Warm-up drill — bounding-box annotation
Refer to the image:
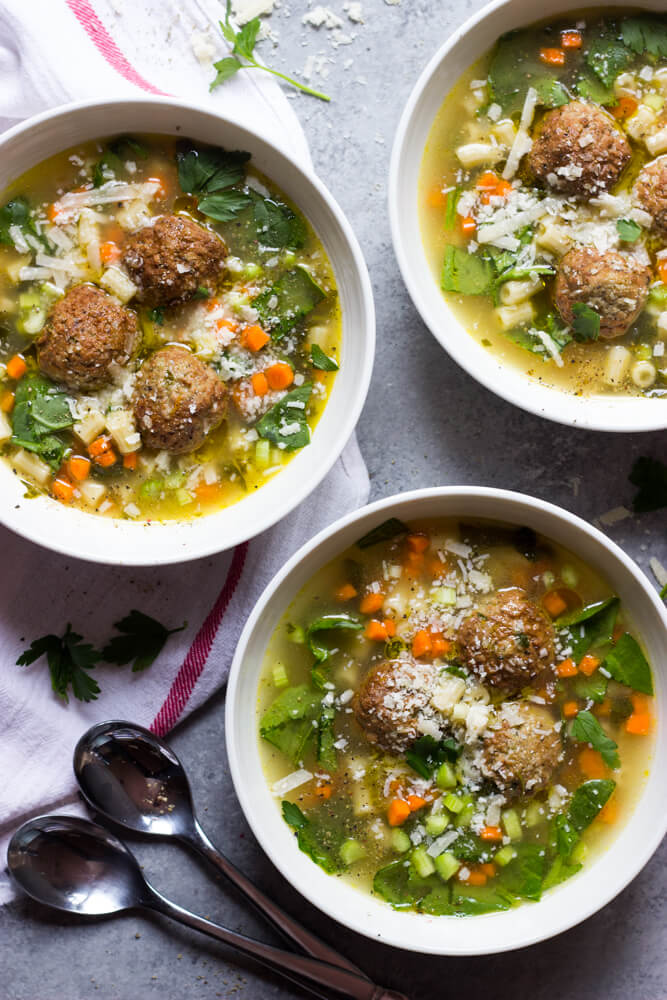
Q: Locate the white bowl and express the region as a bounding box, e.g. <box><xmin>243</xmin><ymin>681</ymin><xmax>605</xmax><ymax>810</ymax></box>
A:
<box><xmin>0</xmin><ymin>97</ymin><xmax>375</xmax><ymax>565</ymax></box>
<box><xmin>389</xmin><ymin>0</ymin><xmax>667</xmax><ymax>433</ymax></box>
<box><xmin>226</xmin><ymin>486</ymin><xmax>667</xmax><ymax>955</ymax></box>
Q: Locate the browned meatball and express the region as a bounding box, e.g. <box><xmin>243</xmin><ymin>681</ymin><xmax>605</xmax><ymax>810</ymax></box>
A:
<box><xmin>122</xmin><ymin>215</ymin><xmax>227</xmax><ymax>307</ymax></box>
<box><xmin>133</xmin><ymin>346</ymin><xmax>227</xmax><ymax>453</ymax></box>
<box><xmin>527</xmin><ymin>101</ymin><xmax>631</xmax><ymax>198</ymax></box>
<box><xmin>457</xmin><ymin>588</ymin><xmax>555</xmax><ymax>695</ymax></box>
<box><xmin>554</xmin><ymin>247</ymin><xmax>651</xmax><ymax>340</ymax></box>
<box><xmin>634</xmin><ymin>155</ymin><xmax>667</xmax><ymax>237</ymax></box>
<box><xmin>353</xmin><ymin>659</ymin><xmax>438</xmax><ymax>753</ymax></box>
<box><xmin>37</xmin><ymin>283</ymin><xmax>139</xmax><ymax>391</ymax></box>
<box><xmin>482</xmin><ymin>702</ymin><xmax>562</xmax><ymax>798</ymax></box>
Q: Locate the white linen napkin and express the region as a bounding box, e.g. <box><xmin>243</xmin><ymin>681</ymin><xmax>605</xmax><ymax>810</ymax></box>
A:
<box><xmin>0</xmin><ymin>0</ymin><xmax>370</xmax><ymax>903</ymax></box>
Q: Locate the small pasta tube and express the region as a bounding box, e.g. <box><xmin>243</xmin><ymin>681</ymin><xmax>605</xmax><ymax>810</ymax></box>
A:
<box><xmin>631</xmin><ymin>359</ymin><xmax>657</xmax><ymax>388</ymax></box>
<box><xmin>495</xmin><ymin>301</ymin><xmax>535</xmax><ymax>330</ymax></box>
<box><xmin>499</xmin><ymin>276</ymin><xmax>542</xmax><ymax>306</ymax></box>
<box><xmin>455</xmin><ymin>142</ymin><xmax>504</xmax><ymax>169</ymax></box>
<box><xmin>603</xmin><ymin>345</ymin><xmax>632</xmax><ymax>386</ymax></box>
<box><xmin>99</xmin><ymin>266</ymin><xmax>138</xmax><ymax>304</ymax></box>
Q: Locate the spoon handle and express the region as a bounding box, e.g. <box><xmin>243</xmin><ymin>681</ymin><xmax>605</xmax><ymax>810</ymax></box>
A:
<box><xmin>144</xmin><ymin>884</ymin><xmax>407</xmax><ymax>1000</ymax></box>
<box><xmin>188</xmin><ymin>820</ymin><xmax>365</xmax><ymax>977</ymax></box>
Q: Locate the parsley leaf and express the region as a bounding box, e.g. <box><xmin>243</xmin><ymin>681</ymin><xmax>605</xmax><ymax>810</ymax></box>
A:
<box><xmin>622</xmin><ymin>16</ymin><xmax>667</xmax><ymax>58</ymax></box>
<box><xmin>310</xmin><ymin>344</ymin><xmax>338</xmax><ymax>371</ymax></box>
<box><xmin>11</xmin><ymin>375</ymin><xmax>73</xmax><ymax>471</ymax></box>
<box><xmin>570</xmin><ymin>710</ymin><xmax>620</xmax><ymax>769</ymax></box>
<box><xmin>629</xmin><ymin>456</ymin><xmax>667</xmax><ymax>513</ymax></box>
<box><xmin>252</xmin><ymin>194</ymin><xmax>306</xmax><ymax>250</ymax></box>
<box><xmin>282</xmin><ymin>800</ymin><xmax>308</xmax><ymax>829</ymax></box>
<box><xmin>102</xmin><ymin>610</ymin><xmax>186</xmax><ymax>673</ymax></box>
<box><xmin>212</xmin><ymin>1</ymin><xmax>330</xmax><ymax>102</ymax></box>
<box><xmin>616</xmin><ymin>218</ymin><xmax>642</xmax><ymax>243</ymax></box>
<box><xmin>586</xmin><ymin>34</ymin><xmax>634</xmax><ymax>88</ymax></box>
<box><xmin>602</xmin><ymin>632</ymin><xmax>654</xmax><ymax>695</ymax></box>
<box><xmin>17</xmin><ymin>624</ymin><xmax>101</xmax><ymax>703</ymax></box>
<box><xmin>197</xmin><ymin>190</ymin><xmax>252</xmax><ymax>221</ymax></box>
<box><xmin>256</xmin><ymin>383</ymin><xmax>312</xmax><ymax>451</ymax></box>
<box><xmin>571</xmin><ymin>302</ymin><xmax>600</xmax><ymax>342</ymax></box>
<box><xmin>254</xmin><ymin>267</ymin><xmax>325</xmax><ymax>339</ymax></box>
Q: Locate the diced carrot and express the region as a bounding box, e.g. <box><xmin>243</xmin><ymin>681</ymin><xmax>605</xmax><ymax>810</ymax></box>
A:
<box><xmin>123</xmin><ymin>452</ymin><xmax>138</xmax><ymax>470</ymax></box>
<box><xmin>195</xmin><ymin>482</ymin><xmax>223</xmax><ymax>502</ymax></box>
<box><xmin>427</xmin><ymin>186</ymin><xmax>447</xmax><ymax>208</ymax></box>
<box><xmin>431</xmin><ymin>634</ymin><xmax>452</xmax><ymax>658</ymax></box>
<box><xmin>631</xmin><ymin>693</ymin><xmax>650</xmax><ymax>714</ymax></box>
<box><xmin>480</xmin><ymin>826</ymin><xmax>503</xmax><ymax>842</ymax></box>
<box><xmin>476</xmin><ymin>171</ymin><xmax>512</xmax><ymax>204</ymax></box>
<box><xmin>658</xmin><ymin>259</ymin><xmax>667</xmax><ymax>285</ymax></box>
<box><xmin>404</xmin><ymin>550</ymin><xmax>425</xmax><ymax>575</ymax></box>
<box><xmin>407</xmin><ymin>795</ymin><xmax>427</xmax><ymax>813</ymax></box>
<box><xmin>383</xmin><ymin>618</ymin><xmax>396</xmax><ymax>638</ymax></box>
<box><xmin>95</xmin><ymin>448</ymin><xmax>117</xmax><ymax>468</ymax></box>
<box><xmin>242</xmin><ymin>324</ymin><xmax>270</xmax><ymax>352</ymax></box>
<box><xmin>67</xmin><ymin>455</ymin><xmax>91</xmax><ymax>481</ymax></box>
<box><xmin>563</xmin><ymin>700</ymin><xmax>579</xmax><ymax>719</ymax></box>
<box><xmin>598</xmin><ymin>797</ymin><xmax>618</xmax><ymax>824</ymax></box>
<box><xmin>561</xmin><ymin>29</ymin><xmax>582</xmax><ymax>48</ymax></box>
<box><xmin>459</xmin><ymin>869</ymin><xmax>487</xmax><ymax>887</ymax></box>
<box><xmin>265</xmin><ymin>362</ymin><xmax>294</xmax><ymax>391</ymax></box>
<box><xmin>578</xmin><ymin>654</ymin><xmax>600</xmax><ymax>676</ymax></box>
<box><xmin>251</xmin><ymin>372</ymin><xmax>269</xmax><ymax>397</ymax></box>
<box><xmin>480</xmin><ymin>863</ymin><xmax>497</xmax><ymax>878</ymax></box>
<box><xmin>543</xmin><ymin>590</ymin><xmax>567</xmax><ymax>618</ymax></box>
<box><xmin>47</xmin><ymin>203</ymin><xmax>63</xmax><ymax>224</ymax></box>
<box><xmin>148</xmin><ymin>175</ymin><xmax>167</xmax><ymax>198</ymax></box>
<box><xmin>52</xmin><ymin>476</ymin><xmax>75</xmax><ymax>503</ymax></box>
<box><xmin>595</xmin><ymin>697</ymin><xmax>612</xmax><ymax>717</ymax></box>
<box><xmin>360</xmin><ymin>592</ymin><xmax>385</xmax><ymax>614</ymax></box>
<box><xmin>429</xmin><ymin>556</ymin><xmax>447</xmax><ymax>577</ymax></box>
<box><xmin>88</xmin><ymin>434</ymin><xmax>112</xmax><ymax>458</ymax></box>
<box><xmin>611</xmin><ymin>96</ymin><xmax>638</xmax><ymax>120</ymax></box>
<box><xmin>579</xmin><ymin>747</ymin><xmax>606</xmax><ymax>779</ymax></box>
<box><xmin>476</xmin><ymin>170</ymin><xmax>500</xmax><ymax>192</ymax></box>
<box><xmin>1</xmin><ymin>390</ymin><xmax>15</xmax><ymax>413</ymax></box>
<box><xmin>6</xmin><ymin>354</ymin><xmax>27</xmax><ymax>380</ymax></box>
<box><xmin>215</xmin><ymin>317</ymin><xmax>238</xmax><ymax>335</ymax></box>
<box><xmin>540</xmin><ymin>47</ymin><xmax>566</xmax><ymax>65</ymax></box>
<box><xmin>388</xmin><ymin>798</ymin><xmax>411</xmax><ymax>827</ymax></box>
<box><xmin>99</xmin><ymin>241</ymin><xmax>121</xmax><ymax>265</ymax></box>
<box><xmin>336</xmin><ymin>583</ymin><xmax>358</xmax><ymax>601</ymax></box>
<box><xmin>625</xmin><ymin>712</ymin><xmax>651</xmax><ymax>736</ymax></box>
<box><xmin>460</xmin><ymin>215</ymin><xmax>476</xmax><ymax>237</ymax></box>
<box><xmin>412</xmin><ymin>629</ymin><xmax>433</xmax><ymax>659</ymax></box>
<box><xmin>207</xmin><ymin>298</ymin><xmax>221</xmax><ymax>312</ymax></box>
<box><xmin>315</xmin><ymin>783</ymin><xmax>333</xmax><ymax>799</ymax></box>
<box><xmin>407</xmin><ymin>533</ymin><xmax>429</xmax><ymax>553</ymax></box>
<box><xmin>557</xmin><ymin>658</ymin><xmax>578</xmax><ymax>678</ymax></box>
<box><xmin>365</xmin><ymin>619</ymin><xmax>388</xmax><ymax>641</ymax></box>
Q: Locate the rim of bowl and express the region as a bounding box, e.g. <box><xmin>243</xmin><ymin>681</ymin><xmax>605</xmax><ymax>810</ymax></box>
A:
<box><xmin>226</xmin><ymin>486</ymin><xmax>667</xmax><ymax>955</ymax></box>
<box><xmin>388</xmin><ymin>0</ymin><xmax>667</xmax><ymax>433</ymax></box>
<box><xmin>0</xmin><ymin>96</ymin><xmax>375</xmax><ymax>566</ymax></box>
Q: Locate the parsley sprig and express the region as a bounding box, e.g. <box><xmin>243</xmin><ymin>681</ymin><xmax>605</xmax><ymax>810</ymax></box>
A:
<box><xmin>17</xmin><ymin>611</ymin><xmax>185</xmax><ymax>703</ymax></box>
<box><xmin>211</xmin><ymin>1</ymin><xmax>330</xmax><ymax>102</ymax></box>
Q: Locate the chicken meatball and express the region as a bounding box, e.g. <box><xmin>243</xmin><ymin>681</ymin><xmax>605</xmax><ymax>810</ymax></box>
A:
<box><xmin>353</xmin><ymin>659</ymin><xmax>438</xmax><ymax>753</ymax></box>
<box><xmin>554</xmin><ymin>247</ymin><xmax>651</xmax><ymax>340</ymax></box>
<box><xmin>457</xmin><ymin>588</ymin><xmax>555</xmax><ymax>694</ymax></box>
<box><xmin>122</xmin><ymin>215</ymin><xmax>227</xmax><ymax>307</ymax></box>
<box><xmin>482</xmin><ymin>701</ymin><xmax>562</xmax><ymax>798</ymax></box>
<box><xmin>133</xmin><ymin>346</ymin><xmax>227</xmax><ymax>453</ymax></box>
<box><xmin>634</xmin><ymin>155</ymin><xmax>667</xmax><ymax>238</ymax></box>
<box><xmin>37</xmin><ymin>283</ymin><xmax>139</xmax><ymax>391</ymax></box>
<box><xmin>527</xmin><ymin>101</ymin><xmax>631</xmax><ymax>198</ymax></box>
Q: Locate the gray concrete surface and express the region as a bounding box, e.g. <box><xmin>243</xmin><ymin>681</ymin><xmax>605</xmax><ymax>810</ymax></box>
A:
<box><xmin>2</xmin><ymin>1</ymin><xmax>666</xmax><ymax>998</ymax></box>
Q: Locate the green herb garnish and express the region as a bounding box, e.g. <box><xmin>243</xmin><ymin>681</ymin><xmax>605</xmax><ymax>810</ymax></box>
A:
<box><xmin>256</xmin><ymin>383</ymin><xmax>312</xmax><ymax>451</ymax></box>
<box><xmin>17</xmin><ymin>624</ymin><xmax>100</xmax><ymax>703</ymax></box>
<box><xmin>603</xmin><ymin>632</ymin><xmax>654</xmax><ymax>695</ymax></box>
<box><xmin>570</xmin><ymin>711</ymin><xmax>620</xmax><ymax>769</ymax></box>
<box><xmin>310</xmin><ymin>344</ymin><xmax>338</xmax><ymax>371</ymax></box>
<box><xmin>102</xmin><ymin>610</ymin><xmax>186</xmax><ymax>673</ymax></box>
<box><xmin>571</xmin><ymin>302</ymin><xmax>601</xmax><ymax>342</ymax></box>
<box><xmin>616</xmin><ymin>218</ymin><xmax>642</xmax><ymax>243</ymax></box>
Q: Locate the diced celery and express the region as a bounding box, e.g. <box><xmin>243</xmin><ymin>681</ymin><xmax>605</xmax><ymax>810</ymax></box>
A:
<box><xmin>425</xmin><ymin>813</ymin><xmax>450</xmax><ymax>837</ymax></box>
<box><xmin>175</xmin><ymin>488</ymin><xmax>194</xmax><ymax>506</ymax></box>
<box><xmin>455</xmin><ymin>803</ymin><xmax>474</xmax><ymax>829</ymax></box>
<box><xmin>19</xmin><ymin>307</ymin><xmax>47</xmax><ymax>335</ymax></box>
<box><xmin>255</xmin><ymin>439</ymin><xmax>270</xmax><ymax>469</ymax></box>
<box><xmin>432</xmin><ymin>586</ymin><xmax>457</xmax><ymax>606</ymax></box>
<box><xmin>561</xmin><ymin>565</ymin><xmax>578</xmax><ymax>588</ymax></box>
<box><xmin>243</xmin><ymin>262</ymin><xmax>262</xmax><ymax>279</ymax></box>
<box><xmin>18</xmin><ymin>291</ymin><xmax>42</xmax><ymax>309</ymax></box>
<box><xmin>411</xmin><ymin>846</ymin><xmax>436</xmax><ymax>878</ymax></box>
<box><xmin>287</xmin><ymin>624</ymin><xmax>306</xmax><ymax>644</ymax></box>
<box><xmin>570</xmin><ymin>841</ymin><xmax>588</xmax><ymax>865</ymax></box>
<box><xmin>339</xmin><ymin>839</ymin><xmax>366</xmax><ymax>866</ymax></box>
<box><xmin>165</xmin><ymin>471</ymin><xmax>186</xmax><ymax>489</ymax></box>
<box><xmin>494</xmin><ymin>845</ymin><xmax>516</xmax><ymax>867</ymax></box>
<box><xmin>390</xmin><ymin>828</ymin><xmax>411</xmax><ymax>854</ymax></box>
<box><xmin>434</xmin><ymin>851</ymin><xmax>459</xmax><ymax>882</ymax></box>
<box><xmin>542</xmin><ymin>570</ymin><xmax>556</xmax><ymax>588</ymax></box>
<box><xmin>524</xmin><ymin>801</ymin><xmax>543</xmax><ymax>828</ymax></box>
<box><xmin>645</xmin><ymin>92</ymin><xmax>665</xmax><ymax>111</ymax></box>
<box><xmin>443</xmin><ymin>793</ymin><xmax>464</xmax><ymax>814</ymax></box>
<box><xmin>634</xmin><ymin>343</ymin><xmax>652</xmax><ymax>362</ymax></box>
<box><xmin>648</xmin><ymin>285</ymin><xmax>667</xmax><ymax>308</ymax></box>
<box><xmin>502</xmin><ymin>808</ymin><xmax>522</xmax><ymax>842</ymax></box>
<box><xmin>140</xmin><ymin>478</ymin><xmax>162</xmax><ymax>499</ymax></box>
<box><xmin>436</xmin><ymin>762</ymin><xmax>457</xmax><ymax>790</ymax></box>
<box><xmin>272</xmin><ymin>663</ymin><xmax>289</xmax><ymax>688</ymax></box>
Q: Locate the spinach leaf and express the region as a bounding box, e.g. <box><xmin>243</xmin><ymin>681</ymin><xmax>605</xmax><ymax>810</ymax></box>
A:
<box><xmin>420</xmin><ymin>887</ymin><xmax>456</xmax><ymax>915</ymax></box>
<box><xmin>451</xmin><ymin>885</ymin><xmax>512</xmax><ymax>914</ymax></box>
<box><xmin>629</xmin><ymin>456</ymin><xmax>667</xmax><ymax>513</ymax></box>
<box><xmin>306</xmin><ymin>614</ymin><xmax>363</xmax><ymax>664</ymax></box>
<box><xmin>498</xmin><ymin>844</ymin><xmax>546</xmax><ymax>901</ymax></box>
<box><xmin>622</xmin><ymin>16</ymin><xmax>667</xmax><ymax>58</ymax></box>
<box><xmin>557</xmin><ymin>597</ymin><xmax>619</xmax><ymax>661</ymax></box>
<box><xmin>405</xmin><ymin>734</ymin><xmax>461</xmax><ymax>779</ymax></box>
<box><xmin>441</xmin><ymin>245</ymin><xmax>494</xmax><ymax>296</ymax></box>
<box><xmin>451</xmin><ymin>833</ymin><xmax>487</xmax><ymax>864</ymax></box>
<box><xmin>310</xmin><ymin>343</ymin><xmax>338</xmax><ymax>371</ymax></box>
<box><xmin>256</xmin><ymin>383</ymin><xmax>312</xmax><ymax>451</ymax></box>
<box><xmin>357</xmin><ymin>517</ymin><xmax>409</xmax><ymax>549</ymax></box>
<box><xmin>317</xmin><ymin>703</ymin><xmax>337</xmax><ymax>771</ymax></box>
<box><xmin>252</xmin><ymin>194</ymin><xmax>306</xmax><ymax>250</ymax></box>
<box><xmin>11</xmin><ymin>375</ymin><xmax>73</xmax><ymax>471</ymax></box>
<box><xmin>260</xmin><ymin>684</ymin><xmax>321</xmax><ymax>762</ymax></box>
<box><xmin>373</xmin><ymin>860</ymin><xmax>431</xmax><ymax>908</ymax></box>
<box><xmin>254</xmin><ymin>267</ymin><xmax>326</xmax><ymax>339</ymax></box>
<box><xmin>573</xmin><ymin>670</ymin><xmax>608</xmax><ymax>704</ymax></box>
<box><xmin>571</xmin><ymin>302</ymin><xmax>600</xmax><ymax>342</ymax></box>
<box><xmin>586</xmin><ymin>35</ymin><xmax>634</xmax><ymax>88</ymax></box>
<box><xmin>197</xmin><ymin>191</ymin><xmax>252</xmax><ymax>221</ymax></box>
<box><xmin>542</xmin><ymin>856</ymin><xmax>582</xmax><ymax>891</ymax></box>
<box><xmin>570</xmin><ymin>710</ymin><xmax>620</xmax><ymax>769</ymax></box>
<box><xmin>0</xmin><ymin>196</ymin><xmax>46</xmax><ymax>250</ymax></box>
<box><xmin>551</xmin><ymin>813</ymin><xmax>580</xmax><ymax>858</ymax></box>
<box><xmin>444</xmin><ymin>187</ymin><xmax>460</xmax><ymax>230</ymax></box>
<box><xmin>603</xmin><ymin>633</ymin><xmax>654</xmax><ymax>695</ymax></box>
<box><xmin>575</xmin><ymin>69</ymin><xmax>615</xmax><ymax>105</ymax></box>
<box><xmin>281</xmin><ymin>800</ymin><xmax>345</xmax><ymax>873</ymax></box>
<box><xmin>617</xmin><ymin>218</ymin><xmax>642</xmax><ymax>243</ymax></box>
<box><xmin>177</xmin><ymin>146</ymin><xmax>250</xmax><ymax>196</ymax></box>
<box><xmin>568</xmin><ymin>779</ymin><xmax>616</xmax><ymax>832</ymax></box>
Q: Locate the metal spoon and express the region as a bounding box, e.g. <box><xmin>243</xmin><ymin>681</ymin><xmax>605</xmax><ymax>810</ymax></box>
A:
<box><xmin>8</xmin><ymin>816</ymin><xmax>408</xmax><ymax>1000</ymax></box>
<box><xmin>73</xmin><ymin>720</ymin><xmax>362</xmax><ymax>977</ymax></box>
